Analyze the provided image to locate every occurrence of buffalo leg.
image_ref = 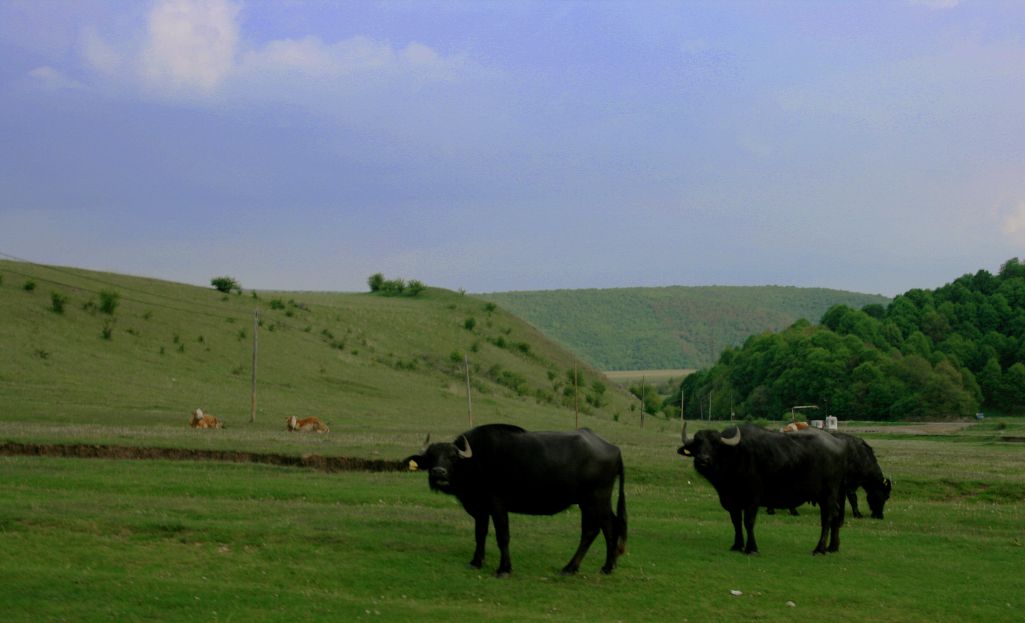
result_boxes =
[742,506,759,554]
[827,495,845,553]
[599,508,619,574]
[492,510,512,578]
[728,509,745,552]
[469,512,488,569]
[813,494,839,555]
[562,507,601,576]
[847,487,863,519]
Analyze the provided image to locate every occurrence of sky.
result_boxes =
[1,0,1024,297]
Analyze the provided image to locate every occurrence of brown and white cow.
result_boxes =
[286,416,329,433]
[189,408,223,429]
[782,421,810,433]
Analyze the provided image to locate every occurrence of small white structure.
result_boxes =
[825,415,838,431]
[810,419,824,429]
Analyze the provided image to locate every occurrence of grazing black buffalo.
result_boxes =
[678,422,848,555]
[767,431,892,520]
[833,432,892,519]
[405,424,627,577]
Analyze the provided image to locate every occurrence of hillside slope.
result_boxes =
[0,260,640,457]
[481,286,890,370]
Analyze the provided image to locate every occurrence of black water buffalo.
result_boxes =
[767,431,892,519]
[833,432,892,519]
[678,422,848,555]
[405,424,627,577]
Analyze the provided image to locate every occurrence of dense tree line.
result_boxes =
[673,258,1025,421]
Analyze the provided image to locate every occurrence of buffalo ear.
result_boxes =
[403,454,428,472]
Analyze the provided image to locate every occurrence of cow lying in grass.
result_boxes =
[189,408,222,429]
[286,416,329,433]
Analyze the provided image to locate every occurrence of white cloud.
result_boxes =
[81,26,122,75]
[139,0,240,95]
[27,65,82,90]
[238,35,458,81]
[1002,201,1025,243]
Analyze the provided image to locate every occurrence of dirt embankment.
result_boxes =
[0,441,405,473]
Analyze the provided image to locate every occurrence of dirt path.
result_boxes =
[0,441,405,472]
[842,421,974,435]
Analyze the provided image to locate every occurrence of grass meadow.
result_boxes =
[2,422,1024,623]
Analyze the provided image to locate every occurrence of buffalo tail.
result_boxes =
[616,456,627,555]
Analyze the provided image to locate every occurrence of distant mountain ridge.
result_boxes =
[480,286,891,370]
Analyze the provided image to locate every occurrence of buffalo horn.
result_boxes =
[421,433,431,453]
[457,436,473,459]
[719,427,741,446]
[681,421,691,444]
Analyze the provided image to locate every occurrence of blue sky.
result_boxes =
[1,0,1023,296]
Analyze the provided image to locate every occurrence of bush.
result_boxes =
[464,317,477,331]
[407,279,426,296]
[210,276,242,294]
[367,273,385,292]
[50,292,68,314]
[99,290,120,315]
[23,280,36,292]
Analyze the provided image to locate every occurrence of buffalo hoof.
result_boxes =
[600,565,615,575]
[495,571,511,579]
[812,549,827,556]
[468,560,483,570]
[560,566,579,577]
[744,550,759,556]
[730,544,744,553]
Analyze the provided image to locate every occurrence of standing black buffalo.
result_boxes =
[678,422,848,555]
[405,424,627,577]
[833,432,892,519]
[766,431,893,520]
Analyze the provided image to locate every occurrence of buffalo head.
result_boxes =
[677,422,741,475]
[404,433,473,494]
[865,476,892,519]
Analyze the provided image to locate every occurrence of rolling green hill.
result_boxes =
[480,286,890,370]
[0,259,639,456]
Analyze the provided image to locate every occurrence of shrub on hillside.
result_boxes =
[99,290,120,315]
[367,273,427,297]
[211,276,242,294]
[23,279,36,292]
[50,292,68,314]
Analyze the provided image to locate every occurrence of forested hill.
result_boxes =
[480,286,890,370]
[677,258,1025,421]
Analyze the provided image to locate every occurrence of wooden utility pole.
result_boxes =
[639,375,646,429]
[574,365,579,429]
[250,309,259,423]
[465,355,473,427]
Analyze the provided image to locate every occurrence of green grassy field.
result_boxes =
[3,422,1024,622]
[2,260,1024,621]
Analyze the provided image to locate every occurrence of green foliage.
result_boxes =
[369,273,428,297]
[482,285,890,370]
[464,317,477,331]
[50,292,68,314]
[99,290,120,315]
[406,279,426,296]
[23,279,36,292]
[269,298,286,310]
[210,276,242,294]
[677,258,1025,420]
